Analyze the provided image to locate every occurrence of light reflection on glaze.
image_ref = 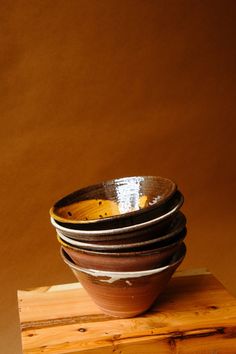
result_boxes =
[115,177,145,214]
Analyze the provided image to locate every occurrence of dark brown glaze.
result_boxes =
[62,235,185,271]
[61,244,186,318]
[54,210,176,241]
[50,176,178,230]
[59,212,186,248]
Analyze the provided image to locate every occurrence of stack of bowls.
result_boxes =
[50,176,187,318]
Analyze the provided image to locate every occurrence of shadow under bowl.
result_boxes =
[60,243,186,318]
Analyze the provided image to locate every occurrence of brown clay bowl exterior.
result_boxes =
[61,232,185,271]
[50,176,177,230]
[60,243,186,318]
[50,192,184,241]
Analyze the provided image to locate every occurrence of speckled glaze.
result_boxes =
[50,176,177,230]
[50,191,184,241]
[61,244,186,318]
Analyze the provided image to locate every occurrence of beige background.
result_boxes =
[1,1,236,353]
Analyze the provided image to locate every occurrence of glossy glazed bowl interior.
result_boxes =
[50,191,184,240]
[60,243,186,318]
[50,176,177,230]
[56,212,186,251]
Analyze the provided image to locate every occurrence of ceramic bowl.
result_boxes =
[50,191,184,241]
[61,234,186,271]
[50,176,177,230]
[56,212,186,251]
[60,243,186,318]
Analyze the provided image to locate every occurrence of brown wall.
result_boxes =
[1,1,236,352]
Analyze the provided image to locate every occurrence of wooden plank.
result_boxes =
[18,269,236,353]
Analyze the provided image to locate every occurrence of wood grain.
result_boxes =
[18,269,236,353]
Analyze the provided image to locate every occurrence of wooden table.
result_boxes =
[18,269,236,353]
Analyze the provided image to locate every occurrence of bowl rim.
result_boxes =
[60,233,186,256]
[56,214,186,251]
[60,243,186,277]
[49,176,177,225]
[57,226,186,252]
[50,192,184,236]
